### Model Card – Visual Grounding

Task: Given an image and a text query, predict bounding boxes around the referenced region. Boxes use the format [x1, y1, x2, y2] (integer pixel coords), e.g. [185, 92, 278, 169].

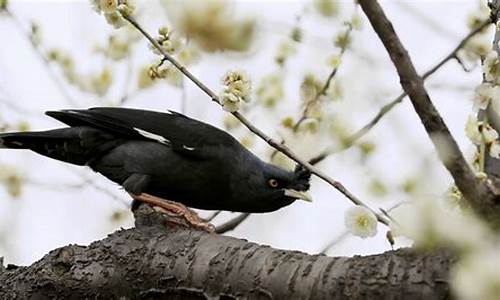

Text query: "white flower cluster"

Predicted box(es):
[465, 115, 500, 158]
[344, 205, 378, 238]
[473, 82, 499, 111]
[459, 2, 493, 62]
[90, 0, 135, 29]
[256, 73, 284, 108]
[313, 0, 338, 18]
[148, 27, 181, 56]
[390, 197, 488, 251]
[466, 49, 500, 160]
[389, 195, 500, 300]
[161, 0, 255, 53]
[219, 71, 251, 112]
[483, 50, 499, 85]
[47, 49, 113, 96]
[140, 27, 200, 90]
[452, 243, 500, 300]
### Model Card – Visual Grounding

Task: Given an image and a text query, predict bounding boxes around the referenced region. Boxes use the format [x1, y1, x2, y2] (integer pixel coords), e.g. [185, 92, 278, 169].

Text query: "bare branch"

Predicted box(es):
[358, 0, 500, 225]
[318, 230, 349, 254]
[215, 213, 251, 234]
[122, 15, 390, 226]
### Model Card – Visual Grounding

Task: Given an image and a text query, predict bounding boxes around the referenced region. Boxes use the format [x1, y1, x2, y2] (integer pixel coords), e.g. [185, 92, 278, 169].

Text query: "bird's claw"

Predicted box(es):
[133, 193, 214, 232]
[152, 205, 215, 232]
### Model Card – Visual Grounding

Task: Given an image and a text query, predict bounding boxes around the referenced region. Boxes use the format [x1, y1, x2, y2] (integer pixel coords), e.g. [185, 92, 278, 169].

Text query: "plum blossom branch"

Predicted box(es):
[293, 23, 353, 131]
[309, 19, 491, 165]
[122, 14, 390, 226]
[357, 0, 500, 225]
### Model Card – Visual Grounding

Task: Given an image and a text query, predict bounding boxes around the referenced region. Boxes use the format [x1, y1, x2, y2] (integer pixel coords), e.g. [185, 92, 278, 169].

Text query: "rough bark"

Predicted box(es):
[0, 205, 453, 299]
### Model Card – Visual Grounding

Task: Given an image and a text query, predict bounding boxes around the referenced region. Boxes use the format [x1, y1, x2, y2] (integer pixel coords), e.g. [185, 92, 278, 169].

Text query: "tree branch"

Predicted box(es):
[293, 24, 353, 131]
[122, 15, 390, 226]
[358, 0, 500, 225]
[309, 20, 491, 165]
[215, 213, 251, 234]
[0, 205, 452, 299]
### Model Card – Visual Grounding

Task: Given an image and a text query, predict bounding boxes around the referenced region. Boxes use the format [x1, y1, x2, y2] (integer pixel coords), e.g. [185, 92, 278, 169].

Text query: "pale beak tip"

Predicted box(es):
[284, 189, 313, 202]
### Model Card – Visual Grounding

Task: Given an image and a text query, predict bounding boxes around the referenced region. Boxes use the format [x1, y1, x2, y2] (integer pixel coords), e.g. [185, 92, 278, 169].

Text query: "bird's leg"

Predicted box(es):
[130, 193, 214, 232]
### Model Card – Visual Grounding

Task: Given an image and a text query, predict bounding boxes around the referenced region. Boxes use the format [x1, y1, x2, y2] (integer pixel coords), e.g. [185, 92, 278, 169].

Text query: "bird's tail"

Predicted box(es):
[0, 127, 119, 166]
[0, 131, 49, 149]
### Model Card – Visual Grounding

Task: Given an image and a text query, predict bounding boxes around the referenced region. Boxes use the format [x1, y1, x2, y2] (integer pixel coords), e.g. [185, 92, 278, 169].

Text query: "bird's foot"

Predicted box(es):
[130, 193, 215, 232]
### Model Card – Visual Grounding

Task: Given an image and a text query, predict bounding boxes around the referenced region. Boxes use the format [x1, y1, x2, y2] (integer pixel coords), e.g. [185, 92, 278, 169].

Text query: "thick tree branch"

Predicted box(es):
[122, 15, 390, 226]
[0, 205, 452, 299]
[358, 0, 500, 226]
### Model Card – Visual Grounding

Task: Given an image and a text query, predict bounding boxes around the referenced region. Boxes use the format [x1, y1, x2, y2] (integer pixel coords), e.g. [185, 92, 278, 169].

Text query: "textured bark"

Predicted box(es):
[0, 205, 453, 299]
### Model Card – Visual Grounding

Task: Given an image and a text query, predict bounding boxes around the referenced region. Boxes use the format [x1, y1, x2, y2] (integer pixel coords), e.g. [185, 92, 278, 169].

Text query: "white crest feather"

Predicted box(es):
[133, 128, 170, 145]
[182, 145, 195, 151]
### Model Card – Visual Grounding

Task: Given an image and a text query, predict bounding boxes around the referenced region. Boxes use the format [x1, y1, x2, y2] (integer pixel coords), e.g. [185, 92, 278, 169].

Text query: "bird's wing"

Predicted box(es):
[46, 107, 237, 158]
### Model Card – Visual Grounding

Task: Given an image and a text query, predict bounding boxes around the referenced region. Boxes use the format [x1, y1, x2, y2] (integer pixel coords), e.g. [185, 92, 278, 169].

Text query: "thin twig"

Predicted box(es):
[293, 24, 353, 131]
[204, 210, 221, 223]
[215, 213, 251, 234]
[319, 230, 349, 254]
[358, 0, 499, 224]
[123, 14, 390, 226]
[308, 19, 491, 165]
[6, 9, 78, 107]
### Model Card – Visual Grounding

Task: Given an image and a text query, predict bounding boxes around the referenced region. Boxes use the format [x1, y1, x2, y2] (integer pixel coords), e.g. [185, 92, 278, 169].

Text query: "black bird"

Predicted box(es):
[0, 108, 311, 230]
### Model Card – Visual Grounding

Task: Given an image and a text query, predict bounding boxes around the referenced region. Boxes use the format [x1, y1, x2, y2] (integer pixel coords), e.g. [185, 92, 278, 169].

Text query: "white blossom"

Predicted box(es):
[344, 206, 378, 238]
[220, 92, 240, 112]
[461, 35, 491, 62]
[482, 123, 499, 144]
[104, 12, 126, 29]
[452, 244, 500, 300]
[489, 141, 500, 158]
[473, 83, 498, 111]
[161, 0, 255, 52]
[483, 50, 500, 85]
[99, 0, 117, 13]
[256, 73, 284, 108]
[218, 70, 251, 112]
[390, 198, 489, 250]
[465, 115, 482, 145]
[90, 0, 135, 29]
[313, 0, 338, 17]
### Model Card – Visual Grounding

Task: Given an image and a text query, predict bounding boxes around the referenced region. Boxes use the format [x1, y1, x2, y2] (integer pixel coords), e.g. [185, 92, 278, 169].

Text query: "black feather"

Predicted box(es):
[0, 107, 312, 213]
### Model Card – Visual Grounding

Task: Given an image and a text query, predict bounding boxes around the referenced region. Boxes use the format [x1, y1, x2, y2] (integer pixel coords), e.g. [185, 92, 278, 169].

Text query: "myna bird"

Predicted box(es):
[0, 108, 312, 230]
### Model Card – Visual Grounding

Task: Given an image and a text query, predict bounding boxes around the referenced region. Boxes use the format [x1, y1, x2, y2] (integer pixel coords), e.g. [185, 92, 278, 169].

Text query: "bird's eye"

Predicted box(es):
[268, 178, 279, 188]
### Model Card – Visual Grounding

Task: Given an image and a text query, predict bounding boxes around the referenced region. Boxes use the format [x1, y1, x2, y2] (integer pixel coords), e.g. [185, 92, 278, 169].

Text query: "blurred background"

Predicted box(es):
[0, 0, 489, 265]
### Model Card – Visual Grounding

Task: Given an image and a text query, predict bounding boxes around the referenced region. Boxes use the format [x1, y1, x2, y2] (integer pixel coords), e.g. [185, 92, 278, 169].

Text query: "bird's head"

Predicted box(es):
[238, 162, 312, 212]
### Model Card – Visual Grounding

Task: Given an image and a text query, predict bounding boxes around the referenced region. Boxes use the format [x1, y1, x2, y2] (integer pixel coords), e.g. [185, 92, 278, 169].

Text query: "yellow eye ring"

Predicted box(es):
[268, 179, 279, 188]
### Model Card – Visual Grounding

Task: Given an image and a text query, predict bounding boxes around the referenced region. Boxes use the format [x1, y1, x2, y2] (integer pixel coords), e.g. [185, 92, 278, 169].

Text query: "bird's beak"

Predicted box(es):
[284, 189, 313, 202]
